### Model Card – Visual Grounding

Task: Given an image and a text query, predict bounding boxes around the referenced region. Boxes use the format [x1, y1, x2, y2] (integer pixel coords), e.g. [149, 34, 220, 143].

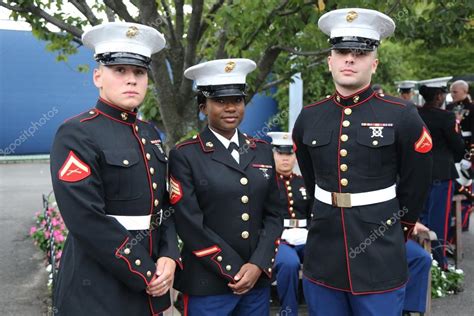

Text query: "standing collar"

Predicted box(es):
[209, 127, 239, 149]
[334, 85, 375, 107]
[95, 98, 137, 125]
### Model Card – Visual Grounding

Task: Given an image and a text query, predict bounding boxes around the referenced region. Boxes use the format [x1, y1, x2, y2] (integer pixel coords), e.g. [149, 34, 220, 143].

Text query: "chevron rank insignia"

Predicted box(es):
[414, 127, 432, 154]
[58, 151, 91, 182]
[169, 176, 183, 205]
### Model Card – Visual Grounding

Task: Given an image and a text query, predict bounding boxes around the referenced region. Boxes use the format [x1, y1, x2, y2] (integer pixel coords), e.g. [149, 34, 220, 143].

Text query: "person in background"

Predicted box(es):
[168, 58, 284, 316]
[418, 84, 465, 270]
[268, 132, 312, 316]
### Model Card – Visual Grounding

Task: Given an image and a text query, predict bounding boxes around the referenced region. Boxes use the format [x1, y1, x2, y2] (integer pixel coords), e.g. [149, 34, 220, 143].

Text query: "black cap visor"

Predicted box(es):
[330, 36, 379, 52]
[273, 145, 294, 154]
[95, 52, 151, 69]
[198, 84, 247, 98]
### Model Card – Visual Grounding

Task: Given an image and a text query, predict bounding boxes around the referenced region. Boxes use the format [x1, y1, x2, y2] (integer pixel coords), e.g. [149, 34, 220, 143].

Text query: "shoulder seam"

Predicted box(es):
[374, 94, 406, 107]
[176, 139, 200, 149]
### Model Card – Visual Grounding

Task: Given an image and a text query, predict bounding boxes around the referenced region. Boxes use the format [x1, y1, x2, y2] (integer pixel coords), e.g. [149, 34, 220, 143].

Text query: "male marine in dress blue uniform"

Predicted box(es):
[50, 22, 181, 315]
[269, 132, 312, 316]
[168, 59, 284, 315]
[418, 84, 465, 270]
[292, 8, 433, 315]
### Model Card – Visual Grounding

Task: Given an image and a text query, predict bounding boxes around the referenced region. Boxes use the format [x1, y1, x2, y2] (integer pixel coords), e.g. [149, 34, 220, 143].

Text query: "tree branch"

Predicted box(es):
[184, 0, 204, 69]
[0, 1, 83, 38]
[160, 0, 177, 42]
[69, 0, 101, 25]
[103, 0, 136, 22]
[241, 0, 289, 51]
[247, 45, 282, 100]
[174, 0, 184, 39]
[197, 0, 225, 41]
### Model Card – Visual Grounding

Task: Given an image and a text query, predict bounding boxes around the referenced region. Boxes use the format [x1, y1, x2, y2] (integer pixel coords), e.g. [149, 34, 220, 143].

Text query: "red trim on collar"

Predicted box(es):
[336, 84, 371, 99]
[334, 92, 376, 108]
[197, 134, 215, 152]
[99, 97, 136, 114]
[96, 109, 134, 125]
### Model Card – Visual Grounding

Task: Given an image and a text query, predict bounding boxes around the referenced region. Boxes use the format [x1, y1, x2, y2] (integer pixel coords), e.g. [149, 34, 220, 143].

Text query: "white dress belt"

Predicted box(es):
[314, 184, 397, 208]
[283, 219, 307, 228]
[107, 214, 151, 230]
[462, 131, 472, 137]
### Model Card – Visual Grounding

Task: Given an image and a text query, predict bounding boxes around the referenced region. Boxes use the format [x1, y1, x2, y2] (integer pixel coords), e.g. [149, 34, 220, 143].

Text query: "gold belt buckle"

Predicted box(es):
[289, 219, 298, 228]
[331, 192, 352, 208]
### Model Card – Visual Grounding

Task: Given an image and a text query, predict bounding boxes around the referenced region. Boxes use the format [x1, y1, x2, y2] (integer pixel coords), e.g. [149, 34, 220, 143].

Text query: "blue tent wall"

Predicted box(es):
[0, 29, 278, 155]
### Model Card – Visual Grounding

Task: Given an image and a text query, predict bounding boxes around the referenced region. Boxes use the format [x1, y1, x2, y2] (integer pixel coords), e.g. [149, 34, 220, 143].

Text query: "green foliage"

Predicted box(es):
[431, 260, 464, 298]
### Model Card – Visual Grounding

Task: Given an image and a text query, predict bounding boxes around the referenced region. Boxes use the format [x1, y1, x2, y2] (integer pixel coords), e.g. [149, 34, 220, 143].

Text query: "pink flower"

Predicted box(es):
[29, 226, 37, 235]
[41, 220, 46, 227]
[51, 218, 59, 227]
[53, 231, 65, 242]
[56, 250, 62, 259]
[44, 231, 50, 239]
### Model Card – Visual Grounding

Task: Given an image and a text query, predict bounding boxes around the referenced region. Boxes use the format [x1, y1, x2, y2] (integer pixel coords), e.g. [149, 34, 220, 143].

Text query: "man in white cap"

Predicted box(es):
[292, 8, 433, 315]
[268, 132, 312, 316]
[50, 22, 181, 315]
[168, 58, 284, 315]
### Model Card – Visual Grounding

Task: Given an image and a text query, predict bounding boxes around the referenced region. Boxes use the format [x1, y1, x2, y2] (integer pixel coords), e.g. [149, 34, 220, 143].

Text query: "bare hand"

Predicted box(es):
[413, 222, 429, 235]
[146, 257, 176, 297]
[227, 263, 262, 295]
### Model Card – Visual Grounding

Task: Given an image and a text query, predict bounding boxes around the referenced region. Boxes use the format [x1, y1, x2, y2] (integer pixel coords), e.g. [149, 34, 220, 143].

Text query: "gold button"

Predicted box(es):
[372, 140, 379, 146]
[192, 135, 197, 139]
[276, 239, 280, 245]
[289, 207, 294, 211]
[340, 178, 348, 186]
[336, 95, 341, 102]
[124, 248, 130, 255]
[147, 271, 152, 277]
[286, 181, 290, 186]
[386, 219, 392, 225]
[344, 108, 352, 115]
[141, 138, 146, 145]
[404, 227, 408, 231]
[288, 192, 293, 198]
[217, 256, 223, 262]
[242, 213, 250, 221]
[89, 110, 95, 115]
[340, 134, 348, 142]
[154, 199, 159, 207]
[240, 177, 248, 185]
[146, 153, 151, 160]
[206, 141, 214, 148]
[226, 265, 232, 271]
[241, 195, 249, 204]
[121, 112, 128, 121]
[135, 259, 141, 266]
[353, 95, 360, 103]
[340, 149, 348, 157]
[275, 248, 279, 252]
[268, 268, 272, 273]
[135, 125, 139, 132]
[340, 164, 348, 172]
[152, 182, 157, 190]
[342, 120, 350, 127]
[289, 200, 294, 205]
[241, 231, 249, 239]
[123, 159, 129, 165]
[150, 167, 155, 175]
[311, 140, 317, 145]
[271, 258, 275, 263]
[287, 186, 292, 191]
[291, 213, 296, 218]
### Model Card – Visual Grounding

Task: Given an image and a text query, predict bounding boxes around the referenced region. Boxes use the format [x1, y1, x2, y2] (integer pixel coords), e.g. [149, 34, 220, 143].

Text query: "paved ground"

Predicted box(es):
[0, 163, 50, 316]
[0, 162, 472, 315]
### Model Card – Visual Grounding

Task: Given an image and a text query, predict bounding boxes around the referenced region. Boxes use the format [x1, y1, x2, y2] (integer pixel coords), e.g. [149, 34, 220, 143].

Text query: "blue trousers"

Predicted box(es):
[275, 243, 305, 316]
[404, 240, 431, 312]
[302, 278, 406, 316]
[420, 179, 454, 269]
[184, 286, 270, 316]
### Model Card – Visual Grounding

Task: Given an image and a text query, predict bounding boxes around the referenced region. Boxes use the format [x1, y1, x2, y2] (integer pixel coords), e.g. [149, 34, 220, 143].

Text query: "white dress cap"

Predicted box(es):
[318, 8, 395, 42]
[268, 132, 293, 146]
[184, 58, 256, 87]
[82, 22, 166, 59]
